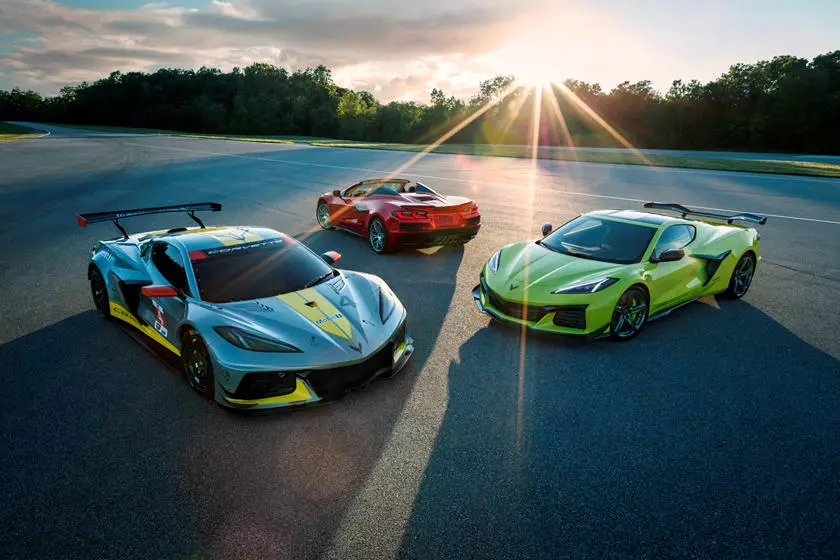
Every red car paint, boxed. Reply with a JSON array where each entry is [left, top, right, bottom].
[[317, 179, 481, 251]]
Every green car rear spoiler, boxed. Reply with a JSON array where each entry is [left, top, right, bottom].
[[644, 202, 767, 225]]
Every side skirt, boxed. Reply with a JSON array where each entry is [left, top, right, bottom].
[[648, 297, 700, 322], [334, 225, 365, 238]]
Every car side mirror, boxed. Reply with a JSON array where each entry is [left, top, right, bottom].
[[321, 251, 341, 265], [332, 189, 342, 196], [653, 248, 685, 263], [541, 223, 553, 237], [141, 284, 180, 298]]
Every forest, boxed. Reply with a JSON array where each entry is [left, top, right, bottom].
[[1, 50, 838, 154]]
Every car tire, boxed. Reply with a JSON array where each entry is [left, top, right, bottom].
[[609, 286, 649, 341], [89, 267, 111, 319], [181, 329, 216, 400], [316, 201, 333, 230], [722, 252, 756, 299], [368, 217, 391, 254]]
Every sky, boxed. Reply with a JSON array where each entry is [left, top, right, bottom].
[[0, 0, 837, 103]]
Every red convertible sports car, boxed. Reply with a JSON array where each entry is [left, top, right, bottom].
[[316, 179, 481, 253]]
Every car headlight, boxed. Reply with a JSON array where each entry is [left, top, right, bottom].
[[488, 250, 501, 274], [552, 277, 619, 294], [379, 284, 397, 323], [213, 326, 302, 353]]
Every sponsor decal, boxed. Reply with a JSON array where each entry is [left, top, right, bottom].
[[276, 288, 355, 342], [315, 313, 343, 325], [108, 302, 180, 356], [152, 300, 168, 337]]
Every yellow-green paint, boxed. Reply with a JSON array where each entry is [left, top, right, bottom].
[[222, 378, 313, 406], [276, 288, 355, 342]]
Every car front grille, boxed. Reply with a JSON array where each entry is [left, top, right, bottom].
[[305, 343, 392, 397], [304, 319, 406, 398], [485, 288, 545, 322], [552, 306, 587, 329], [232, 371, 297, 399]]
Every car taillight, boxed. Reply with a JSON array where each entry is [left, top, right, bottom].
[[392, 210, 428, 218]]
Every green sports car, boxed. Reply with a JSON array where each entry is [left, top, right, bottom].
[[472, 203, 766, 341]]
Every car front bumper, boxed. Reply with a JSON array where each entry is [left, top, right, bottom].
[[472, 281, 611, 340], [216, 329, 414, 411]]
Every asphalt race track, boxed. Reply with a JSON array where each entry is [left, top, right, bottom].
[[2, 126, 839, 560]]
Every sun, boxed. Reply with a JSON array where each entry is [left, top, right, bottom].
[[491, 42, 561, 89]]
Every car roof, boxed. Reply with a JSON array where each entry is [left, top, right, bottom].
[[588, 209, 748, 231], [136, 225, 286, 251], [588, 209, 673, 226]]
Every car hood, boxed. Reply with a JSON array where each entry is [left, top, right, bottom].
[[207, 272, 388, 358], [487, 241, 626, 297]]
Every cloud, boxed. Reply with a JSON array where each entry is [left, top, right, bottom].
[[0, 0, 540, 101]]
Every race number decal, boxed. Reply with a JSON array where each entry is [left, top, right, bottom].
[[152, 300, 169, 337]]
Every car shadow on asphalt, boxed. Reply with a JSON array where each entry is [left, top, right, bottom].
[[0, 239, 464, 559], [396, 299, 840, 560]]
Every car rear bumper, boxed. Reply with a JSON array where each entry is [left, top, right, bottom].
[[391, 225, 480, 247]]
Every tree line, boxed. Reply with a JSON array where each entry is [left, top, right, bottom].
[[1, 50, 838, 153]]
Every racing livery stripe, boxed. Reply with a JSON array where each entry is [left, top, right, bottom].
[[275, 288, 355, 342], [222, 379, 315, 407], [109, 301, 181, 356]]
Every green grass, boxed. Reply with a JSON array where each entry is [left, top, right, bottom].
[[41, 123, 840, 178], [0, 122, 44, 142]]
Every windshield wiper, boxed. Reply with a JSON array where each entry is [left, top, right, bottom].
[[303, 270, 336, 289]]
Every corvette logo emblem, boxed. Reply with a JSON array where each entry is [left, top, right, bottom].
[[348, 341, 362, 353]]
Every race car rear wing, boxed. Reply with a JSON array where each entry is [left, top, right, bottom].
[[644, 202, 767, 225], [77, 202, 222, 238]]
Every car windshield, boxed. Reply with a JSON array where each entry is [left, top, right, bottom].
[[539, 216, 656, 264], [191, 237, 335, 303]]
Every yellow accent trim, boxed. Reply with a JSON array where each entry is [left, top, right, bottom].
[[109, 301, 181, 356], [223, 379, 313, 406], [393, 340, 408, 364], [275, 288, 354, 342], [210, 227, 263, 246]]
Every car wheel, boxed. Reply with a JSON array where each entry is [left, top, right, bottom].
[[610, 286, 649, 341], [368, 217, 390, 254], [181, 329, 215, 399], [723, 252, 756, 299], [89, 267, 111, 319], [316, 201, 333, 230]]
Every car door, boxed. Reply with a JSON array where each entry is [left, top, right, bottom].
[[328, 186, 354, 229], [645, 225, 703, 311], [137, 241, 190, 349], [340, 183, 373, 233]]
